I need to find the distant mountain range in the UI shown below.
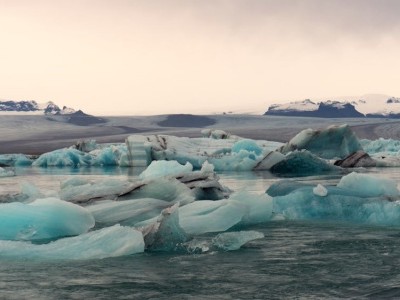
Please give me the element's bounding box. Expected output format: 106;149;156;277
0;100;78;115
264;94;400;118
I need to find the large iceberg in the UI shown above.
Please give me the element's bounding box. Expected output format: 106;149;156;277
0;225;144;260
279;124;363;159
270;150;340;176
126;134;283;171
0;197;94;241
270;172;400;226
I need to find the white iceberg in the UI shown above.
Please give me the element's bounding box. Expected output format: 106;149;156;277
179;200;245;235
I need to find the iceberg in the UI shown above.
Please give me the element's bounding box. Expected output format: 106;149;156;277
270;150;340;176
86;198;171;226
271;173;400;226
0;167;14;177
211;231;264;251
229;191;273;226
119;178;195;205
139;160;193;181
0;197;94;241
126;134;282;171
0;225;144;260
32;148;92;167
337;172;399;198
179;200;245;235
334;150;376;168
0;154;33;166
141;203;188;252
360;138;400;155
90;144;130;167
279;124;363;159
184;230;264;253
59;177;139;204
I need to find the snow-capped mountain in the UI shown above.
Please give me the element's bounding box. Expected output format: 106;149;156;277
0;100;77;115
264;94;400;118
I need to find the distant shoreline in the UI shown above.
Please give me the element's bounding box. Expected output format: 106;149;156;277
0;114;399;155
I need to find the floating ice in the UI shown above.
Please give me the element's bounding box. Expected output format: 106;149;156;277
280;124;362;159
211;231;264;251
229;191;273;226
90;144;130;167
86;198;171;226
0;225;144;260
334;151;376;168
272;173;400;226
74;139;98;152
120;178;195;205
253;151;285;170
32;148;92;167
60;178;138;204
0;167;14;177
179;200;245;235
184;231;264;253
141;203;188;252
139;160;193;180
232;139;263;156
0;197;94;241
313;184;328;197
337;172;399;198
360;138;400;155
0;154;33;166
270;150;339;176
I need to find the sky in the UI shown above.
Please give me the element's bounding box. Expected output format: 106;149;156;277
0;0;400;116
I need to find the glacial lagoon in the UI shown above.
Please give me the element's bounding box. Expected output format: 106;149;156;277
2;125;400;298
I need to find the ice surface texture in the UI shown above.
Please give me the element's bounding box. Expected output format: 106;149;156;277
280;124;362;159
270;172;400;226
0;197;94;241
0;225;144;260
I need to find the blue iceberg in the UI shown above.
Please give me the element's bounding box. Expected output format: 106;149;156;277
0;225;144;260
280;124;362;159
0;197;94;241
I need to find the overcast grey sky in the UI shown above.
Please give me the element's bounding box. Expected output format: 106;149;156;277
0;0;399;115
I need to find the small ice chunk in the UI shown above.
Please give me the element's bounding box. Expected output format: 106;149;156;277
0;167;14;177
313;184;328;197
212;231;264;251
139;161;193;180
232;139;262;156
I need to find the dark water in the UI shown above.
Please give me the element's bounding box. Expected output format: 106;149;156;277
2;221;400;299
2;168;400;299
